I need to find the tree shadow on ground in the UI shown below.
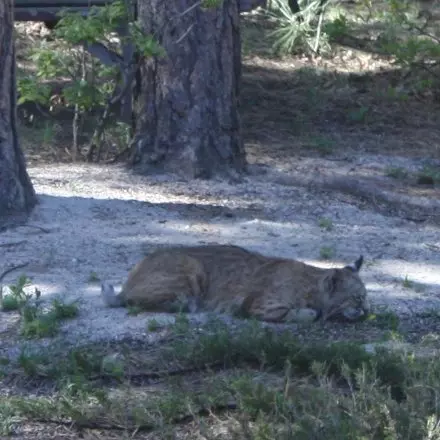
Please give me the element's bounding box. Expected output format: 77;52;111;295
241;62;440;160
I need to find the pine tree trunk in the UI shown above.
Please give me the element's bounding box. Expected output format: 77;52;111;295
130;0;246;179
0;0;37;216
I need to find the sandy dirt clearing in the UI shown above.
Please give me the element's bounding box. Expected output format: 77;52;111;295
1;156;439;359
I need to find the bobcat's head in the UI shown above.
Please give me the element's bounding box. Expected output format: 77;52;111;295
319;256;369;322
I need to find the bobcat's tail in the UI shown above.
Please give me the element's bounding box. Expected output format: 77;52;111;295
101;283;125;307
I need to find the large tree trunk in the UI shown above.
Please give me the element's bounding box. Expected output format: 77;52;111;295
0;0;37;215
130;0;246;179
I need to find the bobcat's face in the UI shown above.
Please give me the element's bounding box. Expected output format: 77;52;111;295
320;256;369;322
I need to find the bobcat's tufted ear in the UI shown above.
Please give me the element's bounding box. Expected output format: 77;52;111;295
345;255;363;273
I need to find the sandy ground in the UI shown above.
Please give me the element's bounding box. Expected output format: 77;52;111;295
0;153;440;359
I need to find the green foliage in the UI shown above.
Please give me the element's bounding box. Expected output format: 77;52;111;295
200;0;222;9
147;318;161;332
4;315;440;438
268;0;331;56
348;105;369;123
172;313;191;334
17;77;51;106
21;315;60;339
127;305;143;316
1;294;20;312
1;274;78;339
318;217;334;231
386;166;409;180
324;13;350;40
51;299;79;320
369;311;400;331
402;275;413;289
320;246;334;259
19;0;165;160
354;0;440;88
20;298;79;339
88;271;100;282
418;166;440;183
1;275;33;311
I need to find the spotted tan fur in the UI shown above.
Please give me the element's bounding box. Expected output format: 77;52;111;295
101;245;369;323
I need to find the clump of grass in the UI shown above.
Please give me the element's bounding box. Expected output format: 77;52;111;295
1;275;78;339
3;315;440;438
88;271;100;282
368;310;400;331
1;275;34;311
417;166;440;184
307;136;335;156
386;166;409;180
318;217;334;231
173;313;191;334
147;318;163;332
320;246;334;260
402;275;413;289
348;105;369;123
127;305;143;316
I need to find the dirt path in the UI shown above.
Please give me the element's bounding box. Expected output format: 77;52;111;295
0;153;439;359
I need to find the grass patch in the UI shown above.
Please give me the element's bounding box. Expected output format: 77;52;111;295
318;217;334;231
368;310;401;332
386;166;410;180
3;317;440;437
127;305;143;316
319;246;335;260
1;275;79;339
402;275;414;289
417;166;440;184
88;271;100;282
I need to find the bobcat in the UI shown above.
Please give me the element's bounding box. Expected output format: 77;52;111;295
101;245;369;323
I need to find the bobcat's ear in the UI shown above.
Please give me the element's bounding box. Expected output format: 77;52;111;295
345;255;363;273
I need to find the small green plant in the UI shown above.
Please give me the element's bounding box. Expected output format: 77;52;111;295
21;315;60;339
17;350;47;377
20;298;78;339
319;246;334;260
403;275;413;289
88;271;100;282
324;13;350;40
18;0;165;162
2;275;79;339
368;311;400;331
386;166;409;180
51;299;79;319
417;166;440;184
1;275;33;312
172;313;191;334
308;136;335;156
268;0;332;56
0;295;20;312
101;353;125;378
348;106;369;123
318;217;334;231
147;318;161;332
127;305;143;316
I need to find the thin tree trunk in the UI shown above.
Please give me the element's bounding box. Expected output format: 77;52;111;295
130;0;247;179
0;0;37;215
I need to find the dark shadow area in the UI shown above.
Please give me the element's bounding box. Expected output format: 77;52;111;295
241;63;440;156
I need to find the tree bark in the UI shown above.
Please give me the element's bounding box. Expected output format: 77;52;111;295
0;0;37;215
130;0;246;179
